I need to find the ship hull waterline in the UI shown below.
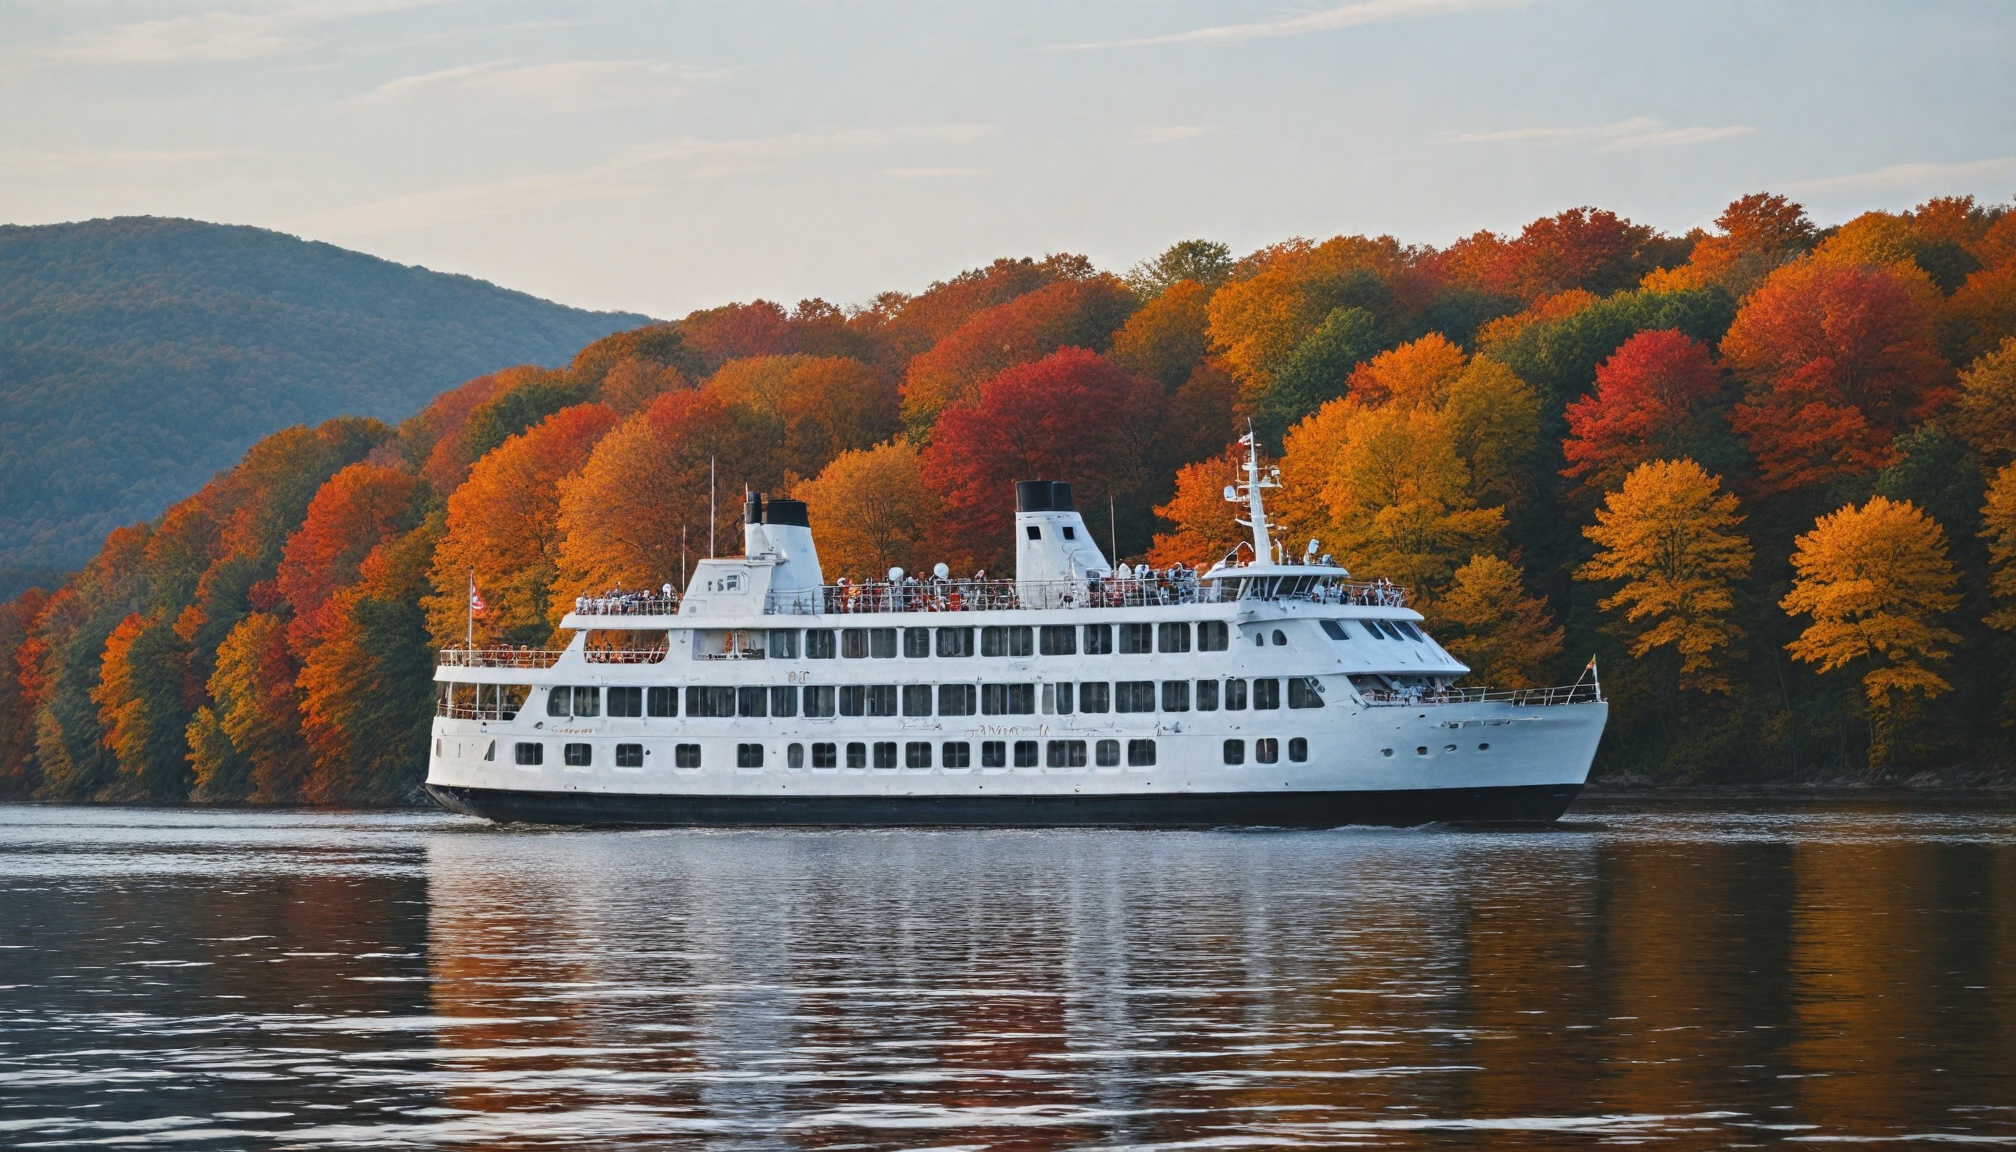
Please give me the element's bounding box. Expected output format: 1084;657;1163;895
424;780;1584;828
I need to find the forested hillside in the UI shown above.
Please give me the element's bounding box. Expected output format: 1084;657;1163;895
0;217;651;591
5;195;2016;804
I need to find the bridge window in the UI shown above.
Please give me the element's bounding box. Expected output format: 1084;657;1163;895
938;683;976;716
647;687;676;717
607;687;642;717
1320;619;1351;640
564;742;592;766
1127;739;1157;767
616;743;644;768
675;743;701;768
936;627;974;657
1288;677;1324;709
1198;621;1230;650
1157;622;1191;653
807;629;837;659
1397;621;1425;642
514;741;543;765
804;686;835;717
1083;624;1113;654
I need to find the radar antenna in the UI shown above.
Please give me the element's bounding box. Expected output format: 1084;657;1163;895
1222;426;1281;565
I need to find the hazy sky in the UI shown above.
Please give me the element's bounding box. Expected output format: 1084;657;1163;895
4;1;2013;318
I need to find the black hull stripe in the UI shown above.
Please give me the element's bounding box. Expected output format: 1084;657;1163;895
424;782;1583;828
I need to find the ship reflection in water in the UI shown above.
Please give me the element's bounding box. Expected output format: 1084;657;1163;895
3;800;2015;1147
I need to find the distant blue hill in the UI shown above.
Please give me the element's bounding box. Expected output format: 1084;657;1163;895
0;216;653;592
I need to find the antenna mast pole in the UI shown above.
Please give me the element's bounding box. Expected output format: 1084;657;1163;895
709;457;717;560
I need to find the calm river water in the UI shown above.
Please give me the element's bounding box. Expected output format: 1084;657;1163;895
2;798;2014;1148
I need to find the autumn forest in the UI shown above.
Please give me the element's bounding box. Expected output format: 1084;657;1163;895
5;193;2016;804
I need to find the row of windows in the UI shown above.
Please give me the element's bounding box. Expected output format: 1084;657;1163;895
793;621;1232;659
509;735;1312;769
540;677;1327;720
1320;618;1426;643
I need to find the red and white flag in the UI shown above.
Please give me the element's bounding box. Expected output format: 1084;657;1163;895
468;576;486;616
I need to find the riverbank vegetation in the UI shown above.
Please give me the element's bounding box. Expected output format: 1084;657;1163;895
4;194;2016;801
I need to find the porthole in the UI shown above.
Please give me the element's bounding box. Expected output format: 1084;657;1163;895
1444;744;1457;752
1478;742;1491;751
1381;748;1394;757
1415;746;1429;756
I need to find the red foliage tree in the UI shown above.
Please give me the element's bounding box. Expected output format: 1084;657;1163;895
1724;260;1954;493
900;275;1137;428
1563;330;1727;496
923;349;1163;572
277;463;427;652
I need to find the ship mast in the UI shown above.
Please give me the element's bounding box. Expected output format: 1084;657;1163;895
1226;430;1281;565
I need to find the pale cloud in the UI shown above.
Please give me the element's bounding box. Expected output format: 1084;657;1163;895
1057;0;1525;50
37;11;316;63
1139;126;1213;144
1782;156;2016;196
1444;117;1756;151
879;167;986;179
359;60;731;109
0;147;255;174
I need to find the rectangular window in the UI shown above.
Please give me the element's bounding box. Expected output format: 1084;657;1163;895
839;685;866;716
572;686;600;717
1319;619;1350;641
905;741;932;769
738;686;768;718
675;743;701;768
515;741;544;765
1128;739;1157;767
1396;621;1425;642
607;686;642;717
1115;681;1156;713
1256;737;1279;764
788;743;804;769
1196;680;1219;711
1161;680;1190;712
771;685;799;717
807;629;837;659
1289;737;1309;762
904;628;931;658
1078;682;1110;713
870;628;897;658
981;740;1007;768
980;626;1007;656
1223;739;1245;765
564;742;592;766
615;743;643;768
804;685;835;717
1157;622;1191;653
769;629;800;658
902;684;933;716
842;628;868;658
737;743;764;769
942;741;971;768
1288;677;1324;709
1119;623;1153;654
1096;739;1120;767
846;742;867;769
1039;625;1076;655
866;685;898;717
687;686;737;717
647;686;676;717
1014;740;1039;768
1083;624;1113;654
982;683;1007;714
1224;678;1248;710
873;741;898;769
1042;682;1074;715
1009;684;1035;713
1046;739;1087;768
938;683;975;716
936;627;974;657
1254;678;1281;710
812;742;837;769
546;687;571;718
1198;621;1230;651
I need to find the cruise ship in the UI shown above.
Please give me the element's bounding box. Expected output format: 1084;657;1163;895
424;443;1606;826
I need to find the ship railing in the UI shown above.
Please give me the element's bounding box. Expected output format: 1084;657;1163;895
583;647;668;665
570;593;681;617
1359;682;1603;708
763;576;1407;615
437;647;565;669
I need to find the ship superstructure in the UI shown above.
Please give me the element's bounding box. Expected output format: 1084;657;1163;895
425;441;1605;826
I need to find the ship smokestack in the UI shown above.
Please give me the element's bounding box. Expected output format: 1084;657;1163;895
757;495;823;596
1014;479;1110;588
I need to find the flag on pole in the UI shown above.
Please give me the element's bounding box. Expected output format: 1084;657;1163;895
469;576;486;616
1238;431;1255;447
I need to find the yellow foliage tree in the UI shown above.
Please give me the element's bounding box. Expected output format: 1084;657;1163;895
1984;461;2016;631
1781;495;1961;719
1577;459;1752;693
1110;279;1211;390
1206;235;1402;395
1345;332;1467;409
790;440;943;581
1948;337;2016;466
1439;355;1543;510
1432;554;1564;689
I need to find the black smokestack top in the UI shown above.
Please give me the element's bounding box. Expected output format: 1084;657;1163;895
1016;480;1075;512
763;498;810;527
744;491;763;525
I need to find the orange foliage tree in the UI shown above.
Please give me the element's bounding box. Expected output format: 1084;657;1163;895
1642;193;1816;298
91;611;191;800
1563;330;1728;497
923;348;1164;573
277;463;428;652
705;354;899;481
900;275;1137;429
187;612;311;803
1147;451;1246;569
1110;279;1211;390
1723;259;1953;493
426;403;618;647
791;441;943;581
